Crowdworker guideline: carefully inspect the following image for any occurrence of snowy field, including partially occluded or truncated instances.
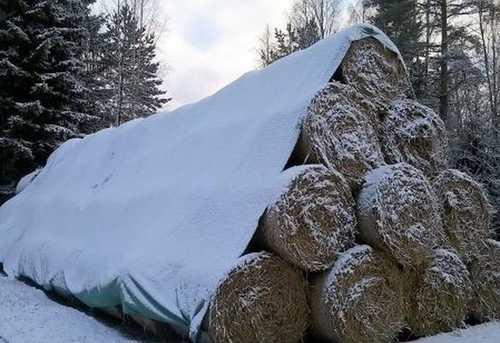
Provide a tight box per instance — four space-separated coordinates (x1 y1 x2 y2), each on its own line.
1 273 498 343
0 275 175 343
413 322 500 343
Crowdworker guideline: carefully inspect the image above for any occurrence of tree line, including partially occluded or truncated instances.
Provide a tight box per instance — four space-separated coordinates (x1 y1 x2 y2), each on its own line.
0 0 168 202
258 0 500 237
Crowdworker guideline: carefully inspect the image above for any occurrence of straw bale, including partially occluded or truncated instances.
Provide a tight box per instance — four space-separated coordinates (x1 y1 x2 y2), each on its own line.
260 165 356 272
207 252 309 343
357 163 446 269
408 249 473 337
310 245 406 343
382 99 448 179
433 169 492 264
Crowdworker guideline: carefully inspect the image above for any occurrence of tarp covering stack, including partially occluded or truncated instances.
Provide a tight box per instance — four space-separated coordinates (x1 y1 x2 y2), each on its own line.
0 24 403 341
1 23 498 343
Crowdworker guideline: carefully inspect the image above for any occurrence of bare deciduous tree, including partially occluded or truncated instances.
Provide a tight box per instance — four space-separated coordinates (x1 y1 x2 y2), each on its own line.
290 0 343 39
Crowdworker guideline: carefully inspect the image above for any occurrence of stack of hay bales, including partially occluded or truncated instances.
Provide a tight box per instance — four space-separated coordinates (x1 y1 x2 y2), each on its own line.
205 36 498 343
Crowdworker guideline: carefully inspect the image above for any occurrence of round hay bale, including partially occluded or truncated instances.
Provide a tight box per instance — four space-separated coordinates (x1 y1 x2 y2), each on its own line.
381 99 448 179
357 163 446 269
307 81 388 126
207 252 309 343
408 249 473 337
470 239 500 322
310 245 406 343
433 169 492 264
341 37 412 104
260 165 356 272
299 82 385 186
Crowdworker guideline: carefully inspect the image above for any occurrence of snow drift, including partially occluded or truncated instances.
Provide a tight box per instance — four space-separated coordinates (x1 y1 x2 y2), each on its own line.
0 24 402 341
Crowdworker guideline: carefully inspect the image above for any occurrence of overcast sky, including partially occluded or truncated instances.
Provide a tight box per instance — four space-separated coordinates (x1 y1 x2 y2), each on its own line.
156 1 292 109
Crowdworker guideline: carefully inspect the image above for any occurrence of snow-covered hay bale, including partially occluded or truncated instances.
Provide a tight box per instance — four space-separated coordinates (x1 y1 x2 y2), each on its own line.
433 169 492 264
470 239 500 321
310 245 406 343
381 99 448 179
341 37 411 104
299 82 385 186
408 249 473 337
357 163 445 269
207 252 309 343
307 80 388 127
260 165 356 272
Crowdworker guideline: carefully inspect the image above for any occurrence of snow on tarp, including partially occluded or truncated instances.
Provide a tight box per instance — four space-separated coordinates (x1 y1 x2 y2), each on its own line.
0 24 402 341
15 169 41 194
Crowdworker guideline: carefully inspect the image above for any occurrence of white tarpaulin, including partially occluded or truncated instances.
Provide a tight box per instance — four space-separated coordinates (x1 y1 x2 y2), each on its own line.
0 24 401 341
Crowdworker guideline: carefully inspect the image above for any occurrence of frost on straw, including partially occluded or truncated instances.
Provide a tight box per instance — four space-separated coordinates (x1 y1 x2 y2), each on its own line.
260 165 356 272
299 81 385 187
310 245 406 343
341 37 412 107
357 163 447 269
433 169 492 264
207 252 309 343
408 249 473 337
470 239 500 322
382 99 448 179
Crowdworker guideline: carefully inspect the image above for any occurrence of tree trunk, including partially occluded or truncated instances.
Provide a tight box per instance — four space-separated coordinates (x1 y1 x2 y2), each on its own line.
440 0 449 128
491 4 499 139
478 1 499 143
140 0 144 28
425 0 431 94
117 52 124 126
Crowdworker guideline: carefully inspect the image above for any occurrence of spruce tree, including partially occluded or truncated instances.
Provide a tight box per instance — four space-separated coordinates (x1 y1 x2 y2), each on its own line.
102 4 168 126
258 19 320 67
366 0 423 55
81 6 110 129
0 0 101 195
296 19 320 51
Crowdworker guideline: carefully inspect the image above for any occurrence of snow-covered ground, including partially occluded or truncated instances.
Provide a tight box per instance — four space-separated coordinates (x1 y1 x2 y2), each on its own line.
413 322 500 343
0 272 498 343
0 275 168 343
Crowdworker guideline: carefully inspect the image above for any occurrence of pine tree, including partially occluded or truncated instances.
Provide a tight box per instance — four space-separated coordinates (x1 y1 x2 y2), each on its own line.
258 19 320 67
0 0 101 195
101 4 169 126
81 7 110 129
273 24 297 61
296 19 320 51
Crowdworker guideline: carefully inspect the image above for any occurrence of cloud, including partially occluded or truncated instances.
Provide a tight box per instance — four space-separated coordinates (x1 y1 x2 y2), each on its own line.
157 0 290 109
